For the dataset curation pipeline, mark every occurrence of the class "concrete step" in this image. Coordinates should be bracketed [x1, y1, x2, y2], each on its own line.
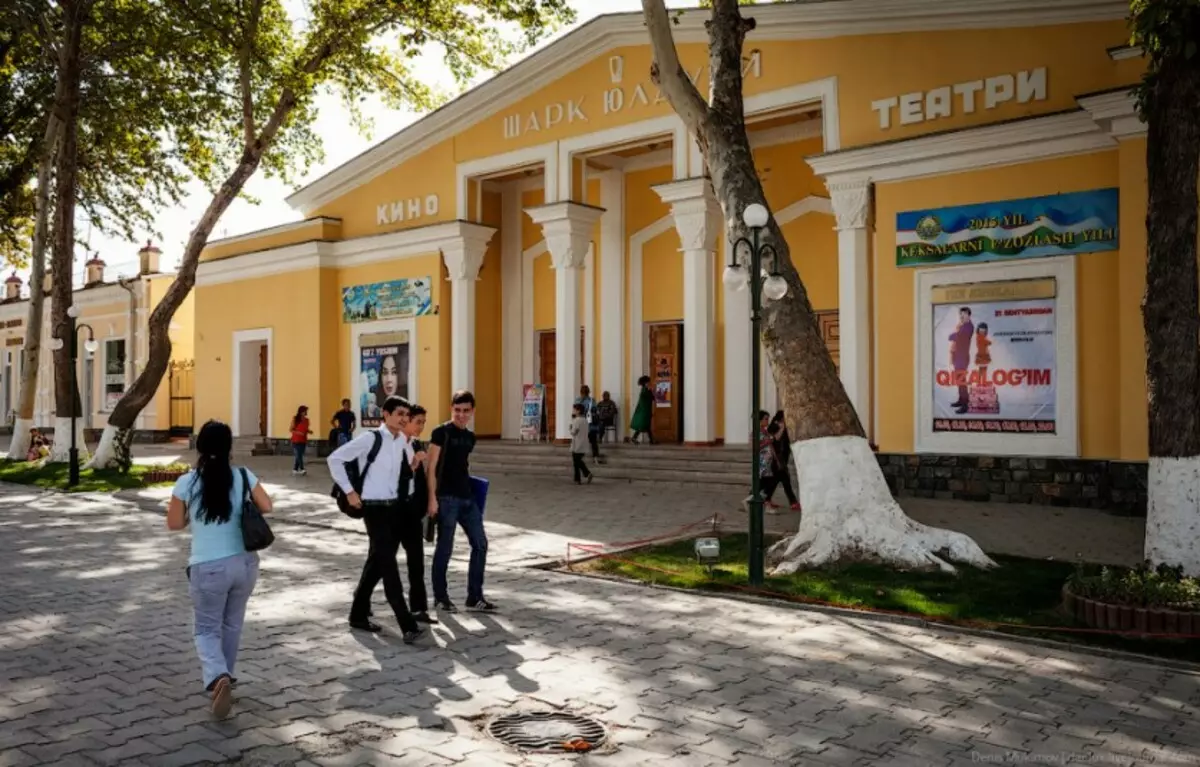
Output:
[469, 457, 749, 486]
[473, 440, 750, 465]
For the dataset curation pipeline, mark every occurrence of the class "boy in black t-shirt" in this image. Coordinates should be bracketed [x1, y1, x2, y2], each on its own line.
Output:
[427, 390, 494, 613]
[330, 399, 356, 447]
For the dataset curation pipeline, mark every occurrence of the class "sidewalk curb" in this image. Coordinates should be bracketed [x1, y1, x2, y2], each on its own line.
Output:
[549, 565, 1200, 676]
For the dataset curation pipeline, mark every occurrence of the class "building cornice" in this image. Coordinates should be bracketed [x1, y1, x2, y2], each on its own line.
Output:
[1078, 87, 1145, 139]
[285, 0, 1128, 215]
[204, 216, 342, 249]
[1107, 44, 1144, 61]
[807, 109, 1116, 186]
[195, 219, 498, 287]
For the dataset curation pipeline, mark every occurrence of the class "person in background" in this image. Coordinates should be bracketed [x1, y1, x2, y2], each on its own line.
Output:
[575, 385, 603, 464]
[167, 420, 273, 720]
[330, 398, 356, 448]
[26, 428, 49, 461]
[595, 391, 618, 443]
[428, 390, 494, 613]
[328, 396, 424, 644]
[290, 406, 312, 476]
[568, 403, 593, 485]
[629, 375, 655, 444]
[763, 410, 800, 511]
[398, 403, 434, 624]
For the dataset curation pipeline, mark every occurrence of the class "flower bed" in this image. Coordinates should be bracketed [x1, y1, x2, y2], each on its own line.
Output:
[1063, 562, 1199, 637]
[142, 463, 191, 484]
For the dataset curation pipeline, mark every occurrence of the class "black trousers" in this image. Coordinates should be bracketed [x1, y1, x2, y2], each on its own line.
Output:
[350, 503, 418, 633]
[572, 452, 592, 482]
[763, 468, 798, 505]
[396, 502, 428, 614]
[587, 429, 601, 459]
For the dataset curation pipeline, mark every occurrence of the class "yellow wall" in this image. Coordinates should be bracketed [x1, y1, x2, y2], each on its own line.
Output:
[476, 190, 503, 436]
[782, 215, 839, 310]
[1118, 138, 1148, 460]
[194, 269, 323, 439]
[201, 218, 342, 263]
[313, 139, 457, 239]
[450, 22, 1127, 164]
[873, 152, 1124, 458]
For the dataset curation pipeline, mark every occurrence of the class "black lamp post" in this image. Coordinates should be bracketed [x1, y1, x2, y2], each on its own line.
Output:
[53, 305, 98, 487]
[724, 203, 789, 585]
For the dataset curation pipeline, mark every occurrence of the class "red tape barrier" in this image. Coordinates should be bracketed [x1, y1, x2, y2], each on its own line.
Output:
[565, 515, 1200, 642]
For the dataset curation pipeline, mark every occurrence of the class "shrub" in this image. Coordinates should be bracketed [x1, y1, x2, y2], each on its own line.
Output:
[1067, 561, 1200, 611]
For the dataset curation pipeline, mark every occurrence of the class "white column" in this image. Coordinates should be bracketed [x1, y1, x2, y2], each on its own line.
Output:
[500, 186, 523, 438]
[442, 226, 496, 397]
[829, 180, 873, 436]
[599, 170, 625, 439]
[724, 234, 751, 445]
[525, 202, 605, 440]
[654, 177, 721, 444]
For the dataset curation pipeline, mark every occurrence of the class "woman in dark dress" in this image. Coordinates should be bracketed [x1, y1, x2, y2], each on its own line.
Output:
[629, 375, 655, 444]
[764, 410, 800, 510]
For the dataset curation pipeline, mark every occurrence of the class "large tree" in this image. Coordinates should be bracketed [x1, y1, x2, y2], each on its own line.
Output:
[641, 0, 993, 573]
[2, 0, 235, 462]
[1133, 0, 1200, 575]
[88, 0, 574, 468]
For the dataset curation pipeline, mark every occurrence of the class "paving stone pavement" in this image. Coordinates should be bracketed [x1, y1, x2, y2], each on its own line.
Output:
[0, 481, 1196, 767]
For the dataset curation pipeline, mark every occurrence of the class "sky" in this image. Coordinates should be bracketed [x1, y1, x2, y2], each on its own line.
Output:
[77, 0, 696, 282]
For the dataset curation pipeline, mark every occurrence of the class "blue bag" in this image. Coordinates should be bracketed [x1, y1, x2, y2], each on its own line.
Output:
[470, 475, 489, 515]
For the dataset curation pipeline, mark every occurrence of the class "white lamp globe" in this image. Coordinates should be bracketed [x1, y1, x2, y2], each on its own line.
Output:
[66, 305, 79, 319]
[742, 203, 770, 229]
[83, 339, 99, 354]
[722, 264, 748, 291]
[763, 274, 788, 301]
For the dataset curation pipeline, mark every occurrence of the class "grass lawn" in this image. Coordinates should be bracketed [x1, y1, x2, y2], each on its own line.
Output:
[577, 534, 1200, 663]
[0, 460, 172, 493]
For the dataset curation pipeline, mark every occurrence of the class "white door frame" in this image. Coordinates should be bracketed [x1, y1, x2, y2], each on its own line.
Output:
[231, 328, 273, 438]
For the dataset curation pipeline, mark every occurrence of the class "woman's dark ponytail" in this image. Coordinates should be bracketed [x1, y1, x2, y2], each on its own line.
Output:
[194, 420, 234, 524]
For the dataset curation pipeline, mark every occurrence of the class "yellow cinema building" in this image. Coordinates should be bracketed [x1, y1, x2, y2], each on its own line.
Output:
[0, 242, 196, 440]
[194, 0, 1150, 508]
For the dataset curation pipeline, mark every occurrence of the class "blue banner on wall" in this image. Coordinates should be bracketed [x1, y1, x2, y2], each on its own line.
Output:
[342, 277, 433, 323]
[896, 188, 1119, 268]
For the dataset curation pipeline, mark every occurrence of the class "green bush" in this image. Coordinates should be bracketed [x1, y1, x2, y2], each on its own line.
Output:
[1067, 561, 1200, 611]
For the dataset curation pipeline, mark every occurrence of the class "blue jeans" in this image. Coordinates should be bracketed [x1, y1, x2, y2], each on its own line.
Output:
[189, 552, 259, 690]
[292, 443, 306, 471]
[432, 495, 487, 604]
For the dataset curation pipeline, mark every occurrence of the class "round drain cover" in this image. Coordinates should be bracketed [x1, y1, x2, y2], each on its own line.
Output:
[486, 711, 609, 752]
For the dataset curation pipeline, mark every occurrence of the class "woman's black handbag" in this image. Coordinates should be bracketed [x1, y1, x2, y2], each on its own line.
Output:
[239, 467, 275, 551]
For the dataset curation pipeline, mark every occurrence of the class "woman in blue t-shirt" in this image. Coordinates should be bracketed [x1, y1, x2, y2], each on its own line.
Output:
[167, 420, 273, 719]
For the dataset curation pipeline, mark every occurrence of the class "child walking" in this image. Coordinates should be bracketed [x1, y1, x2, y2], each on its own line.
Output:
[290, 405, 312, 475]
[568, 404, 593, 484]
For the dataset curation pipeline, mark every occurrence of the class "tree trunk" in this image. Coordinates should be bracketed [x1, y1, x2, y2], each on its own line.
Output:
[9, 12, 71, 463]
[642, 0, 993, 572]
[89, 145, 269, 470]
[47, 0, 86, 465]
[1143, 54, 1200, 576]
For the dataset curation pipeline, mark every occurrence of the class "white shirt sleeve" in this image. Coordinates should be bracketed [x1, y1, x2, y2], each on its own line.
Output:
[328, 430, 376, 494]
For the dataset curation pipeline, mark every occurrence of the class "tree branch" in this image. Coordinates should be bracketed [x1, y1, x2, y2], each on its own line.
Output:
[239, 0, 263, 147]
[640, 0, 709, 135]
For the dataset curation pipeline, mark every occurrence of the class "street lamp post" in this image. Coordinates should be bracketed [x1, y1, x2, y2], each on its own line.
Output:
[724, 203, 789, 585]
[52, 305, 98, 487]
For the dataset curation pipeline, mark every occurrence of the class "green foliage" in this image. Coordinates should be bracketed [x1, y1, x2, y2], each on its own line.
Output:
[1068, 560, 1200, 609]
[1129, 0, 1200, 117]
[0, 459, 172, 492]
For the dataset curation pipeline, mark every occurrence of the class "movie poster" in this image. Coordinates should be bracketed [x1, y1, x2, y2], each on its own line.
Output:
[931, 278, 1057, 434]
[358, 331, 410, 427]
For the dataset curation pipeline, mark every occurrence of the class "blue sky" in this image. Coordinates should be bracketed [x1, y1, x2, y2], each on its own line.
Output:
[78, 0, 695, 281]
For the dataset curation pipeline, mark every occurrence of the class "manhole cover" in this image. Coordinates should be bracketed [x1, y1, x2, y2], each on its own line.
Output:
[486, 711, 609, 752]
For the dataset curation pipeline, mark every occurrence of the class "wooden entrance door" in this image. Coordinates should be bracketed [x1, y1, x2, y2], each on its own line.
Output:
[648, 323, 682, 443]
[258, 345, 268, 437]
[538, 329, 586, 439]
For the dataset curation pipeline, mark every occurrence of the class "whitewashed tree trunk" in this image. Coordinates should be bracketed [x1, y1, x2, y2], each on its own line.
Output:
[1140, 40, 1200, 577]
[46, 416, 86, 464]
[88, 422, 133, 471]
[641, 0, 993, 572]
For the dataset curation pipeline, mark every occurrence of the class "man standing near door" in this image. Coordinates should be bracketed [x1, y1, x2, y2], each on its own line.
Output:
[328, 396, 424, 644]
[428, 390, 494, 613]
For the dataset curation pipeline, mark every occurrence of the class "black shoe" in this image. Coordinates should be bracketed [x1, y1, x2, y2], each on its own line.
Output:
[466, 598, 497, 612]
[402, 628, 425, 645]
[414, 611, 438, 624]
[586, 474, 593, 484]
[435, 600, 458, 613]
[349, 619, 382, 633]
